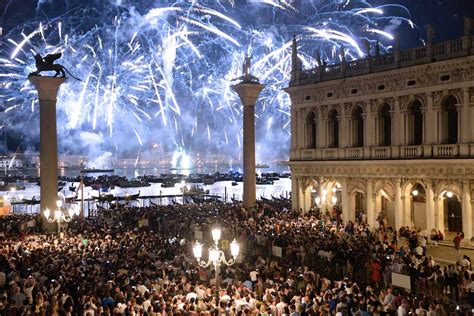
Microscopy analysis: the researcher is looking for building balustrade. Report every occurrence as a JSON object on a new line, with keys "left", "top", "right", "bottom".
{"left": 292, "top": 36, "right": 474, "bottom": 85}
{"left": 293, "top": 144, "right": 472, "bottom": 161}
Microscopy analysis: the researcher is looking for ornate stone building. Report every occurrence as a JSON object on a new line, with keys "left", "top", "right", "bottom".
{"left": 286, "top": 20, "right": 474, "bottom": 239}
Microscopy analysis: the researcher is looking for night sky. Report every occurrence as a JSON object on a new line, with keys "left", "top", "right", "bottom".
{"left": 0, "top": 0, "right": 473, "bottom": 158}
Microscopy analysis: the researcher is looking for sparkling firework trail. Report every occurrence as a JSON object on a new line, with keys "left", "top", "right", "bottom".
{"left": 0, "top": 0, "right": 413, "bottom": 163}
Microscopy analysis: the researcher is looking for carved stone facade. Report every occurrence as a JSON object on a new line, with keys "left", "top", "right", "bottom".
{"left": 287, "top": 35, "right": 474, "bottom": 238}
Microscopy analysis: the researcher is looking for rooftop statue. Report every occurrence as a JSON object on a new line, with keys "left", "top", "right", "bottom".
{"left": 28, "top": 53, "right": 81, "bottom": 80}
{"left": 232, "top": 54, "right": 259, "bottom": 83}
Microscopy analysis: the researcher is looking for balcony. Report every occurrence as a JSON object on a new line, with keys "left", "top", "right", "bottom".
{"left": 294, "top": 144, "right": 467, "bottom": 161}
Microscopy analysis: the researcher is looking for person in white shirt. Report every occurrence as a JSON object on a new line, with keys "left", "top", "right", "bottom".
{"left": 415, "top": 301, "right": 427, "bottom": 315}
{"left": 397, "top": 299, "right": 408, "bottom": 316}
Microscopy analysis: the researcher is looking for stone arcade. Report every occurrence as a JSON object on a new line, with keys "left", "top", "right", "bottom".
{"left": 286, "top": 20, "right": 474, "bottom": 239}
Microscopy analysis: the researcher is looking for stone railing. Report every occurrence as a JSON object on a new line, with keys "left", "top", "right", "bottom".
{"left": 371, "top": 146, "right": 391, "bottom": 159}
{"left": 401, "top": 145, "right": 423, "bottom": 158}
{"left": 346, "top": 148, "right": 364, "bottom": 159}
{"left": 293, "top": 144, "right": 468, "bottom": 161}
{"left": 433, "top": 144, "right": 459, "bottom": 158}
{"left": 292, "top": 36, "right": 473, "bottom": 85}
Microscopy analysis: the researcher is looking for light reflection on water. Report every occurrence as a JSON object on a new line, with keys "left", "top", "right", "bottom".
{"left": 2, "top": 166, "right": 291, "bottom": 214}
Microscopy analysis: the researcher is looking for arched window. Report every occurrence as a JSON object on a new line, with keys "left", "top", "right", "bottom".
{"left": 408, "top": 100, "right": 423, "bottom": 145}
{"left": 378, "top": 104, "right": 391, "bottom": 146}
{"left": 328, "top": 109, "right": 339, "bottom": 148}
{"left": 306, "top": 111, "right": 317, "bottom": 149}
{"left": 352, "top": 106, "right": 364, "bottom": 147}
{"left": 441, "top": 96, "right": 458, "bottom": 144}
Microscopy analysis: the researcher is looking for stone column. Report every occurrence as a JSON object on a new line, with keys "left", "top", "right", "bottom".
{"left": 394, "top": 178, "right": 403, "bottom": 230}
{"left": 291, "top": 176, "right": 298, "bottom": 210}
{"left": 462, "top": 88, "right": 471, "bottom": 143}
{"left": 341, "top": 178, "right": 351, "bottom": 222}
{"left": 290, "top": 109, "right": 297, "bottom": 150}
{"left": 367, "top": 179, "right": 375, "bottom": 227}
{"left": 232, "top": 83, "right": 265, "bottom": 209}
{"left": 28, "top": 77, "right": 66, "bottom": 231}
{"left": 424, "top": 93, "right": 434, "bottom": 144}
{"left": 426, "top": 181, "right": 436, "bottom": 231}
{"left": 462, "top": 181, "right": 473, "bottom": 240}
{"left": 297, "top": 177, "right": 305, "bottom": 212}
{"left": 436, "top": 197, "right": 445, "bottom": 232}
{"left": 317, "top": 112, "right": 324, "bottom": 148}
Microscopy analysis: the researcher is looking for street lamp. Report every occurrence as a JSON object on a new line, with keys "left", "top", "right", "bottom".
{"left": 192, "top": 228, "right": 239, "bottom": 315}
{"left": 43, "top": 201, "right": 79, "bottom": 234}
{"left": 314, "top": 186, "right": 339, "bottom": 214}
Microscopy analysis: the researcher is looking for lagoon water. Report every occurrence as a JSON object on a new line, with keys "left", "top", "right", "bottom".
{"left": 3, "top": 166, "right": 291, "bottom": 215}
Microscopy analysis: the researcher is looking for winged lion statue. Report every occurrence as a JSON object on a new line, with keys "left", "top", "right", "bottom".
{"left": 28, "top": 53, "right": 81, "bottom": 80}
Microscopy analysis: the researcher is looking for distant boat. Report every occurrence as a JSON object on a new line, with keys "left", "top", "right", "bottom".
{"left": 256, "top": 163, "right": 270, "bottom": 169}
{"left": 80, "top": 168, "right": 115, "bottom": 173}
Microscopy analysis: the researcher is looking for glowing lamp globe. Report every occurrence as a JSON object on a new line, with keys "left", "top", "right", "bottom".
{"left": 211, "top": 228, "right": 221, "bottom": 242}
{"left": 193, "top": 241, "right": 203, "bottom": 259}
{"left": 230, "top": 239, "right": 240, "bottom": 258}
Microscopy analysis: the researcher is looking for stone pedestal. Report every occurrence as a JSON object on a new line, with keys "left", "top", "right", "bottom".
{"left": 232, "top": 83, "right": 265, "bottom": 209}
{"left": 28, "top": 77, "right": 66, "bottom": 231}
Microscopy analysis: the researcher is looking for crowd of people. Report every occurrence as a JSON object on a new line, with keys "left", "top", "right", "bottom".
{"left": 0, "top": 200, "right": 473, "bottom": 315}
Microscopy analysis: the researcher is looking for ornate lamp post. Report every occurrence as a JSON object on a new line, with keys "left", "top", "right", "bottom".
{"left": 43, "top": 200, "right": 79, "bottom": 234}
{"left": 192, "top": 228, "right": 240, "bottom": 315}
{"left": 315, "top": 187, "right": 339, "bottom": 214}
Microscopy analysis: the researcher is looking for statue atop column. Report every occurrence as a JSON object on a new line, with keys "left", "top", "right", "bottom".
{"left": 232, "top": 54, "right": 259, "bottom": 83}
{"left": 28, "top": 52, "right": 81, "bottom": 80}
{"left": 464, "top": 17, "right": 473, "bottom": 37}
{"left": 426, "top": 24, "right": 435, "bottom": 44}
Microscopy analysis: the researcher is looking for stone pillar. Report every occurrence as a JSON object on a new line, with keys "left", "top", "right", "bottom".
{"left": 317, "top": 112, "right": 324, "bottom": 148}
{"left": 341, "top": 178, "right": 351, "bottom": 222}
{"left": 462, "top": 181, "right": 473, "bottom": 240}
{"left": 393, "top": 98, "right": 402, "bottom": 146}
{"left": 426, "top": 181, "right": 436, "bottom": 231}
{"left": 232, "top": 83, "right": 265, "bottom": 209}
{"left": 462, "top": 88, "right": 471, "bottom": 143}
{"left": 303, "top": 185, "right": 312, "bottom": 213}
{"left": 290, "top": 109, "right": 297, "bottom": 149}
{"left": 436, "top": 197, "right": 445, "bottom": 232}
{"left": 394, "top": 178, "right": 403, "bottom": 230}
{"left": 29, "top": 77, "right": 66, "bottom": 231}
{"left": 291, "top": 176, "right": 298, "bottom": 210}
{"left": 297, "top": 177, "right": 304, "bottom": 212}
{"left": 424, "top": 93, "right": 434, "bottom": 144}
{"left": 300, "top": 111, "right": 307, "bottom": 149}
{"left": 367, "top": 179, "right": 375, "bottom": 227}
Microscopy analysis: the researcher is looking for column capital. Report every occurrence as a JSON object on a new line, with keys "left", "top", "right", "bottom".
{"left": 28, "top": 76, "right": 67, "bottom": 101}
{"left": 231, "top": 83, "right": 265, "bottom": 106}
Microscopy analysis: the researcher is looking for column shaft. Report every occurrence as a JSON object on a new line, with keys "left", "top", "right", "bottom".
{"left": 463, "top": 181, "right": 473, "bottom": 239}
{"left": 243, "top": 103, "right": 256, "bottom": 209}
{"left": 426, "top": 181, "right": 435, "bottom": 231}
{"left": 367, "top": 180, "right": 375, "bottom": 227}
{"left": 341, "top": 179, "right": 350, "bottom": 222}
{"left": 394, "top": 179, "right": 403, "bottom": 230}
{"left": 29, "top": 77, "right": 66, "bottom": 232}
{"left": 291, "top": 176, "right": 298, "bottom": 210}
